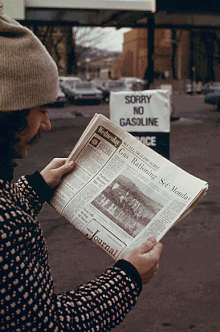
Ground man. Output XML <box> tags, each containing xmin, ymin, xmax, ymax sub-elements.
<box><xmin>0</xmin><ymin>4</ymin><xmax>163</xmax><ymax>331</ymax></box>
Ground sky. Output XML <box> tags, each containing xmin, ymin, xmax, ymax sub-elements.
<box><xmin>97</xmin><ymin>27</ymin><xmax>131</xmax><ymax>52</ymax></box>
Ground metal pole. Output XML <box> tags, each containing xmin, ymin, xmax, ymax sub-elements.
<box><xmin>190</xmin><ymin>30</ymin><xmax>194</xmax><ymax>94</ymax></box>
<box><xmin>146</xmin><ymin>13</ymin><xmax>155</xmax><ymax>89</ymax></box>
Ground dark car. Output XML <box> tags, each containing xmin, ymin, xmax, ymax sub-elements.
<box><xmin>98</xmin><ymin>80</ymin><xmax>129</xmax><ymax>103</ymax></box>
<box><xmin>53</xmin><ymin>86</ymin><xmax>66</xmax><ymax>107</ymax></box>
<box><xmin>59</xmin><ymin>77</ymin><xmax>82</xmax><ymax>100</ymax></box>
<box><xmin>62</xmin><ymin>81</ymin><xmax>103</xmax><ymax>104</ymax></box>
<box><xmin>201</xmin><ymin>82</ymin><xmax>220</xmax><ymax>95</ymax></box>
<box><xmin>204</xmin><ymin>90</ymin><xmax>220</xmax><ymax>110</ymax></box>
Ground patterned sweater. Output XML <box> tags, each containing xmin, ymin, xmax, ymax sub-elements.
<box><xmin>0</xmin><ymin>172</ymin><xmax>142</xmax><ymax>331</ymax></box>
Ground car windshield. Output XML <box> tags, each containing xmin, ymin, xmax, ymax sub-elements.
<box><xmin>107</xmin><ymin>81</ymin><xmax>125</xmax><ymax>88</ymax></box>
<box><xmin>66</xmin><ymin>80</ymin><xmax>81</xmax><ymax>88</ymax></box>
<box><xmin>75</xmin><ymin>83</ymin><xmax>93</xmax><ymax>89</ymax></box>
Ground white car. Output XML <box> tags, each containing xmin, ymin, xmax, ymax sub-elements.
<box><xmin>59</xmin><ymin>76</ymin><xmax>82</xmax><ymax>90</ymax></box>
<box><xmin>117</xmin><ymin>77</ymin><xmax>145</xmax><ymax>91</ymax></box>
<box><xmin>59</xmin><ymin>77</ymin><xmax>83</xmax><ymax>100</ymax></box>
<box><xmin>185</xmin><ymin>80</ymin><xmax>201</xmax><ymax>94</ymax></box>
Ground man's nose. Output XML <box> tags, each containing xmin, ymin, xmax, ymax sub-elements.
<box><xmin>41</xmin><ymin>113</ymin><xmax>51</xmax><ymax>132</ymax></box>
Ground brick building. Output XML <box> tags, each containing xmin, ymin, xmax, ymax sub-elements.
<box><xmin>111</xmin><ymin>28</ymin><xmax>190</xmax><ymax>81</ymax></box>
<box><xmin>111</xmin><ymin>28</ymin><xmax>220</xmax><ymax>84</ymax></box>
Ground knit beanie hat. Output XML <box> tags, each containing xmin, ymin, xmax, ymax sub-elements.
<box><xmin>0</xmin><ymin>3</ymin><xmax>58</xmax><ymax>111</ymax></box>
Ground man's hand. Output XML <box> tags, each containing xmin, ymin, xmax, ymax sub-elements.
<box><xmin>40</xmin><ymin>158</ymin><xmax>75</xmax><ymax>188</ymax></box>
<box><xmin>122</xmin><ymin>238</ymin><xmax>163</xmax><ymax>284</ymax></box>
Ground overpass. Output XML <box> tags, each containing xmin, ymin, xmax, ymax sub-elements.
<box><xmin>3</xmin><ymin>0</ymin><xmax>155</xmax><ymax>27</ymax></box>
<box><xmin>4</xmin><ymin>0</ymin><xmax>220</xmax><ymax>29</ymax></box>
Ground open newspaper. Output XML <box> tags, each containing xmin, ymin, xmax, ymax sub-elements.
<box><xmin>49</xmin><ymin>114</ymin><xmax>208</xmax><ymax>261</ymax></box>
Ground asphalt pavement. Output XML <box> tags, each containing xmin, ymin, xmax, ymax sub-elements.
<box><xmin>13</xmin><ymin>95</ymin><xmax>220</xmax><ymax>332</ymax></box>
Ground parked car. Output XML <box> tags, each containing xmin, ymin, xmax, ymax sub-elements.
<box><xmin>117</xmin><ymin>77</ymin><xmax>145</xmax><ymax>91</ymax></box>
<box><xmin>185</xmin><ymin>80</ymin><xmax>202</xmax><ymax>94</ymax></box>
<box><xmin>59</xmin><ymin>77</ymin><xmax>83</xmax><ymax>99</ymax></box>
<box><xmin>59</xmin><ymin>76</ymin><xmax>82</xmax><ymax>88</ymax></box>
<box><xmin>62</xmin><ymin>81</ymin><xmax>103</xmax><ymax>104</ymax></box>
<box><xmin>97</xmin><ymin>80</ymin><xmax>130</xmax><ymax>103</ymax></box>
<box><xmin>67</xmin><ymin>74</ymin><xmax>86</xmax><ymax>81</ymax></box>
<box><xmin>201</xmin><ymin>82</ymin><xmax>220</xmax><ymax>95</ymax></box>
<box><xmin>91</xmin><ymin>78</ymin><xmax>110</xmax><ymax>88</ymax></box>
<box><xmin>53</xmin><ymin>85</ymin><xmax>66</xmax><ymax>107</ymax></box>
<box><xmin>204</xmin><ymin>90</ymin><xmax>220</xmax><ymax>110</ymax></box>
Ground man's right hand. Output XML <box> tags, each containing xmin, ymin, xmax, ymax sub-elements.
<box><xmin>122</xmin><ymin>238</ymin><xmax>163</xmax><ymax>284</ymax></box>
<box><xmin>40</xmin><ymin>158</ymin><xmax>75</xmax><ymax>188</ymax></box>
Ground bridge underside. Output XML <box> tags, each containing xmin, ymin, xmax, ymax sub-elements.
<box><xmin>23</xmin><ymin>8</ymin><xmax>150</xmax><ymax>28</ymax></box>
<box><xmin>22</xmin><ymin>8</ymin><xmax>220</xmax><ymax>31</ymax></box>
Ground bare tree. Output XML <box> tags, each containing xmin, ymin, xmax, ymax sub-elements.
<box><xmin>29</xmin><ymin>25</ymin><xmax>108</xmax><ymax>76</ymax></box>
<box><xmin>71</xmin><ymin>26</ymin><xmax>110</xmax><ymax>76</ymax></box>
<box><xmin>29</xmin><ymin>25</ymin><xmax>67</xmax><ymax>74</ymax></box>
<box><xmin>73</xmin><ymin>27</ymin><xmax>106</xmax><ymax>53</ymax></box>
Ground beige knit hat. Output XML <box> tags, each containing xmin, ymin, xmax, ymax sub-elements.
<box><xmin>0</xmin><ymin>2</ymin><xmax>59</xmax><ymax>111</ymax></box>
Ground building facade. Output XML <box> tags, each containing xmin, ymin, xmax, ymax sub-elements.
<box><xmin>111</xmin><ymin>28</ymin><xmax>220</xmax><ymax>84</ymax></box>
<box><xmin>111</xmin><ymin>28</ymin><xmax>191</xmax><ymax>81</ymax></box>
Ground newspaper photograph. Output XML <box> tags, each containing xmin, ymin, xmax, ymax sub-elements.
<box><xmin>49</xmin><ymin>114</ymin><xmax>208</xmax><ymax>260</ymax></box>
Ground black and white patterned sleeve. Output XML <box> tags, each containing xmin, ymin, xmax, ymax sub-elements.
<box><xmin>0</xmin><ymin>193</ymin><xmax>143</xmax><ymax>331</ymax></box>
<box><xmin>16</xmin><ymin>172</ymin><xmax>53</xmax><ymax>215</ymax></box>
<box><xmin>54</xmin><ymin>260</ymin><xmax>142</xmax><ymax>331</ymax></box>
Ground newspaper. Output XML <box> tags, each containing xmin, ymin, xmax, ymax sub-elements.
<box><xmin>49</xmin><ymin>114</ymin><xmax>208</xmax><ymax>261</ymax></box>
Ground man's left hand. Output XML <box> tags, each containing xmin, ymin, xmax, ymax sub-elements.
<box><xmin>40</xmin><ymin>158</ymin><xmax>75</xmax><ymax>188</ymax></box>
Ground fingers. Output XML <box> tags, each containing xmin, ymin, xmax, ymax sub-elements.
<box><xmin>55</xmin><ymin>158</ymin><xmax>67</xmax><ymax>167</ymax></box>
<box><xmin>154</xmin><ymin>263</ymin><xmax>160</xmax><ymax>272</ymax></box>
<box><xmin>147</xmin><ymin>242</ymin><xmax>163</xmax><ymax>260</ymax></box>
<box><xmin>40</xmin><ymin>158</ymin><xmax>75</xmax><ymax>188</ymax></box>
<box><xmin>64</xmin><ymin>160</ymin><xmax>75</xmax><ymax>170</ymax></box>
<box><xmin>49</xmin><ymin>158</ymin><xmax>75</xmax><ymax>172</ymax></box>
<box><xmin>142</xmin><ymin>242</ymin><xmax>163</xmax><ymax>273</ymax></box>
<box><xmin>123</xmin><ymin>237</ymin><xmax>163</xmax><ymax>285</ymax></box>
<box><xmin>55</xmin><ymin>160</ymin><xmax>75</xmax><ymax>177</ymax></box>
<box><xmin>149</xmin><ymin>263</ymin><xmax>159</xmax><ymax>273</ymax></box>
<box><xmin>49</xmin><ymin>158</ymin><xmax>68</xmax><ymax>168</ymax></box>
<box><xmin>136</xmin><ymin>237</ymin><xmax>157</xmax><ymax>254</ymax></box>
<box><xmin>135</xmin><ymin>238</ymin><xmax>163</xmax><ymax>265</ymax></box>
<box><xmin>152</xmin><ymin>263</ymin><xmax>159</xmax><ymax>275</ymax></box>
<box><xmin>141</xmin><ymin>263</ymin><xmax>160</xmax><ymax>284</ymax></box>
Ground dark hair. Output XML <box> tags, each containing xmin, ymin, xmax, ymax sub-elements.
<box><xmin>0</xmin><ymin>109</ymin><xmax>30</xmax><ymax>180</ymax></box>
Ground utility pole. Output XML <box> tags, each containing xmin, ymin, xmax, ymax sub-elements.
<box><xmin>146</xmin><ymin>13</ymin><xmax>155</xmax><ymax>89</ymax></box>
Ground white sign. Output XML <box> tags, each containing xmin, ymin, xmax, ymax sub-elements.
<box><xmin>110</xmin><ymin>90</ymin><xmax>170</xmax><ymax>133</ymax></box>
<box><xmin>161</xmin><ymin>84</ymin><xmax>172</xmax><ymax>97</ymax></box>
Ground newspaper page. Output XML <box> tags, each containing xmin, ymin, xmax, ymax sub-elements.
<box><xmin>49</xmin><ymin>114</ymin><xmax>208</xmax><ymax>261</ymax></box>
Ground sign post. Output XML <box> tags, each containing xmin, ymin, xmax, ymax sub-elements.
<box><xmin>110</xmin><ymin>90</ymin><xmax>170</xmax><ymax>159</ymax></box>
